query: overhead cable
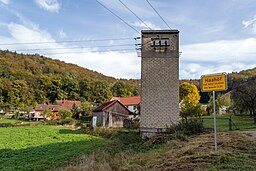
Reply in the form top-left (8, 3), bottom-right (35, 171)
top-left (145, 0), bottom-right (171, 29)
top-left (96, 0), bottom-right (140, 33)
top-left (12, 44), bottom-right (135, 52)
top-left (0, 37), bottom-right (134, 46)
top-left (42, 48), bottom-right (136, 55)
top-left (119, 0), bottom-right (152, 30)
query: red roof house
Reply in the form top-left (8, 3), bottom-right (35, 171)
top-left (34, 100), bottom-right (81, 119)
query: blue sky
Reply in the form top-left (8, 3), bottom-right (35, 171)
top-left (0, 0), bottom-right (256, 79)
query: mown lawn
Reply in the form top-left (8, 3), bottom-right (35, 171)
top-left (0, 126), bottom-right (105, 171)
top-left (202, 115), bottom-right (256, 131)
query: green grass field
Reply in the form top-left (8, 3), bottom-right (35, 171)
top-left (0, 126), bottom-right (105, 171)
top-left (0, 115), bottom-right (20, 123)
top-left (202, 115), bottom-right (256, 131)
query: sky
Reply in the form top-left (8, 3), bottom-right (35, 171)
top-left (0, 0), bottom-right (256, 79)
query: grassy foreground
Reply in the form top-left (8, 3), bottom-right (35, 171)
top-left (0, 126), bottom-right (105, 171)
top-left (55, 130), bottom-right (256, 171)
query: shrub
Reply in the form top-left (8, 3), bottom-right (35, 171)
top-left (176, 119), bottom-right (204, 135)
top-left (58, 109), bottom-right (72, 119)
top-left (123, 118), bottom-right (140, 129)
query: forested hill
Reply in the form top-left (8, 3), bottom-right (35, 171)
top-left (0, 50), bottom-right (139, 108)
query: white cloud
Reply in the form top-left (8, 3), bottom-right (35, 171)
top-left (132, 21), bottom-right (161, 30)
top-left (35, 0), bottom-right (60, 13)
top-left (242, 15), bottom-right (256, 33)
top-left (59, 29), bottom-right (66, 38)
top-left (180, 38), bottom-right (256, 79)
top-left (0, 0), bottom-right (9, 5)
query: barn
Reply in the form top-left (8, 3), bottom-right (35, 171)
top-left (92, 100), bottom-right (131, 128)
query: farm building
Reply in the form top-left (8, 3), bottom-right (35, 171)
top-left (111, 96), bottom-right (140, 114)
top-left (93, 100), bottom-right (131, 128)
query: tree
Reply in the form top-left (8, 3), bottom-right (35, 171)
top-left (80, 101), bottom-right (94, 117)
top-left (111, 81), bottom-right (133, 97)
top-left (71, 103), bottom-right (80, 119)
top-left (92, 81), bottom-right (112, 104)
top-left (179, 82), bottom-right (202, 122)
top-left (179, 82), bottom-right (200, 105)
top-left (207, 93), bottom-right (232, 114)
top-left (231, 78), bottom-right (256, 123)
top-left (79, 79), bottom-right (93, 102)
top-left (58, 109), bottom-right (72, 119)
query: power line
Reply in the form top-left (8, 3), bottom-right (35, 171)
top-left (145, 0), bottom-right (171, 29)
top-left (0, 37), bottom-right (134, 46)
top-left (42, 48), bottom-right (136, 55)
top-left (96, 0), bottom-right (140, 33)
top-left (12, 43), bottom-right (135, 52)
top-left (119, 0), bottom-right (152, 30)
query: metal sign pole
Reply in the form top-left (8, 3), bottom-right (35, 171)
top-left (213, 90), bottom-right (217, 151)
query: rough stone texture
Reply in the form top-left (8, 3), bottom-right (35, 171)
top-left (140, 30), bottom-right (180, 138)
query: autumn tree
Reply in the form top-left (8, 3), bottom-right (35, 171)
top-left (179, 82), bottom-right (203, 122)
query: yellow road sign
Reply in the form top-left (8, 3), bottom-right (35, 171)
top-left (201, 73), bottom-right (227, 92)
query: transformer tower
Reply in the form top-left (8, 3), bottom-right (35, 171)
top-left (140, 30), bottom-right (180, 138)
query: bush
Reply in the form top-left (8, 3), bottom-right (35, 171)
top-left (123, 118), bottom-right (140, 129)
top-left (176, 119), bottom-right (204, 135)
top-left (58, 109), bottom-right (72, 119)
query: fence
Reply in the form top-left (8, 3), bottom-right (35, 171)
top-left (200, 115), bottom-right (255, 131)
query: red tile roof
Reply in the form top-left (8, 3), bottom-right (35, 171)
top-left (93, 100), bottom-right (131, 113)
top-left (93, 100), bottom-right (117, 112)
top-left (35, 100), bottom-right (81, 112)
top-left (57, 100), bottom-right (81, 110)
top-left (112, 96), bottom-right (141, 106)
top-left (35, 104), bottom-right (60, 111)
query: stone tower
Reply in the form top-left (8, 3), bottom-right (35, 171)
top-left (140, 30), bottom-right (180, 138)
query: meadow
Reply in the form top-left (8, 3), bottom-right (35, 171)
top-left (0, 126), bottom-right (105, 171)
top-left (201, 115), bottom-right (256, 131)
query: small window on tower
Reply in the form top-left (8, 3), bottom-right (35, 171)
top-left (151, 38), bottom-right (170, 47)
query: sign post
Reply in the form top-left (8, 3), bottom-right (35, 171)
top-left (201, 73), bottom-right (227, 151)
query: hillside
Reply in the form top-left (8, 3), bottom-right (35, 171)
top-left (0, 50), bottom-right (139, 108)
top-left (0, 50), bottom-right (255, 108)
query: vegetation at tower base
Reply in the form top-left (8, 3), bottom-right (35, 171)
top-left (0, 50), bottom-right (140, 109)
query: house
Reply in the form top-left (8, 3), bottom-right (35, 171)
top-left (110, 96), bottom-right (141, 114)
top-left (33, 104), bottom-right (60, 120)
top-left (92, 100), bottom-right (131, 128)
top-left (34, 100), bottom-right (81, 120)
top-left (56, 100), bottom-right (81, 111)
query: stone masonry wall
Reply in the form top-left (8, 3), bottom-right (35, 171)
top-left (140, 30), bottom-right (180, 138)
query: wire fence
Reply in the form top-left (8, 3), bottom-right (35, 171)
top-left (200, 115), bottom-right (256, 131)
